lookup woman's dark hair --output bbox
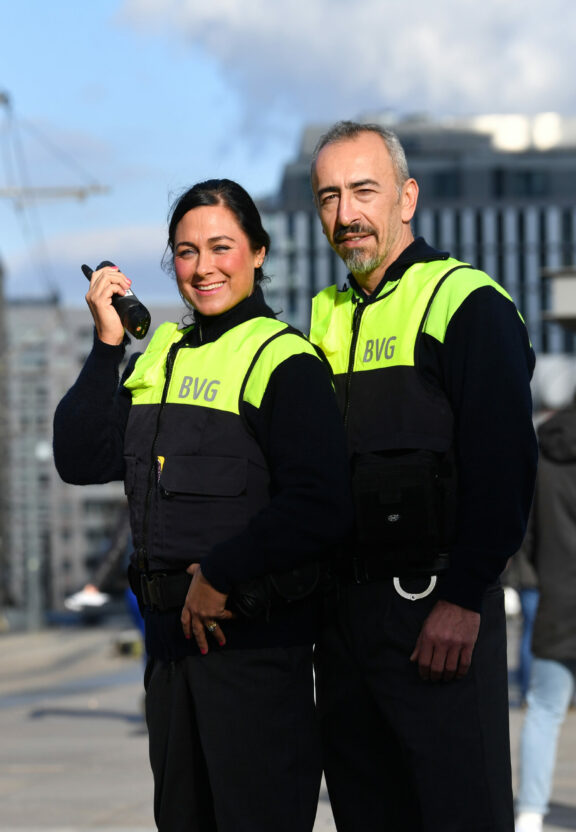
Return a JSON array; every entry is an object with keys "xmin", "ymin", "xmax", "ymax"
[{"xmin": 163, "ymin": 178, "xmax": 271, "ymax": 285}]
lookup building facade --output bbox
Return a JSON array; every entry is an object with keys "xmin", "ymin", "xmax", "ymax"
[
  {"xmin": 4, "ymin": 298, "xmax": 182, "ymax": 627},
  {"xmin": 0, "ymin": 259, "xmax": 8, "ymax": 619}
]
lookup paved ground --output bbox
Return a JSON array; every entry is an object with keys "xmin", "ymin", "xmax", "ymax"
[{"xmin": 0, "ymin": 617, "xmax": 574, "ymax": 831}]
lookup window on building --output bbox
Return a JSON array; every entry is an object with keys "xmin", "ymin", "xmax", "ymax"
[
  {"xmin": 83, "ymin": 500, "xmax": 123, "ymax": 519},
  {"xmin": 431, "ymin": 171, "xmax": 461, "ymax": 199},
  {"xmin": 492, "ymin": 169, "xmax": 549, "ymax": 199}
]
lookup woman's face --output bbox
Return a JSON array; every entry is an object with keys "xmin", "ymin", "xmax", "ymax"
[{"xmin": 173, "ymin": 204, "xmax": 265, "ymax": 317}]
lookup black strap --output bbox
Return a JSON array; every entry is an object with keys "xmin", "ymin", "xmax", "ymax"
[
  {"xmin": 237, "ymin": 323, "xmax": 317, "ymax": 433},
  {"xmin": 414, "ymin": 263, "xmax": 471, "ymax": 367},
  {"xmin": 131, "ymin": 570, "xmax": 191, "ymax": 612}
]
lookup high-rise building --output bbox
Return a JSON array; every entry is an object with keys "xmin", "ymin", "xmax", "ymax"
[
  {"xmin": 0, "ymin": 258, "xmax": 8, "ymax": 619},
  {"xmin": 5, "ymin": 298, "xmax": 181, "ymax": 627}
]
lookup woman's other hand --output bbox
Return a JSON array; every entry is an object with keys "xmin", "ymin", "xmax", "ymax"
[
  {"xmin": 85, "ymin": 264, "xmax": 131, "ymax": 345},
  {"xmin": 182, "ymin": 564, "xmax": 234, "ymax": 654}
]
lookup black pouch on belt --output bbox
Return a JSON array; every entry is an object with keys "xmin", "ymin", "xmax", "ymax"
[
  {"xmin": 351, "ymin": 449, "xmax": 458, "ymax": 567},
  {"xmin": 227, "ymin": 561, "xmax": 327, "ymax": 620}
]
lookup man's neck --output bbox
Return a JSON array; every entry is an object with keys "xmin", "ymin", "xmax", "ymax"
[
  {"xmin": 349, "ymin": 236, "xmax": 449, "ymax": 300},
  {"xmin": 354, "ymin": 234, "xmax": 415, "ymax": 295}
]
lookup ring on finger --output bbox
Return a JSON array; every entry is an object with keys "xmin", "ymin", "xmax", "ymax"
[{"xmin": 205, "ymin": 620, "xmax": 218, "ymax": 633}]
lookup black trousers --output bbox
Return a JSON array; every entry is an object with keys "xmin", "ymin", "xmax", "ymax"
[
  {"xmin": 314, "ymin": 577, "xmax": 514, "ymax": 832},
  {"xmin": 145, "ymin": 644, "xmax": 322, "ymax": 832}
]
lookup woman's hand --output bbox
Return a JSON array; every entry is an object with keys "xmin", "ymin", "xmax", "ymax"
[
  {"xmin": 181, "ymin": 564, "xmax": 235, "ymax": 654},
  {"xmin": 85, "ymin": 264, "xmax": 131, "ymax": 345}
]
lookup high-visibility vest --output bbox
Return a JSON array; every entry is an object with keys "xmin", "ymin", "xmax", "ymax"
[
  {"xmin": 310, "ymin": 259, "xmax": 518, "ymax": 560},
  {"xmin": 123, "ymin": 317, "xmax": 320, "ymax": 572}
]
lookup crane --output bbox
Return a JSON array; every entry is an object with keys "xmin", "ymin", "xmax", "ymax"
[
  {"xmin": 0, "ymin": 90, "xmax": 109, "ymax": 205},
  {"xmin": 0, "ymin": 90, "xmax": 109, "ymax": 628}
]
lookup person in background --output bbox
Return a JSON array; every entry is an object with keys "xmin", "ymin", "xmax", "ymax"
[
  {"xmin": 503, "ymin": 546, "xmax": 539, "ymax": 705},
  {"xmin": 515, "ymin": 401, "xmax": 576, "ymax": 832},
  {"xmin": 53, "ymin": 178, "xmax": 352, "ymax": 832},
  {"xmin": 64, "ymin": 508, "xmax": 133, "ymax": 617},
  {"xmin": 308, "ymin": 120, "xmax": 537, "ymax": 832}
]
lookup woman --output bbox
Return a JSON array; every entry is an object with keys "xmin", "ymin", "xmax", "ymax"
[{"xmin": 53, "ymin": 179, "xmax": 351, "ymax": 831}]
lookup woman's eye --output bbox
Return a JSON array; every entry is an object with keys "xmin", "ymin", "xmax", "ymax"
[
  {"xmin": 177, "ymin": 249, "xmax": 196, "ymax": 258},
  {"xmin": 213, "ymin": 245, "xmax": 230, "ymax": 252}
]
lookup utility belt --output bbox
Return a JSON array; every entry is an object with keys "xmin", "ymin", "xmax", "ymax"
[
  {"xmin": 128, "ymin": 561, "xmax": 329, "ymax": 619},
  {"xmin": 336, "ymin": 551, "xmax": 449, "ymax": 584}
]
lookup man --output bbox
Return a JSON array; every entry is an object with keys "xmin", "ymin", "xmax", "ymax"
[{"xmin": 309, "ymin": 121, "xmax": 538, "ymax": 832}]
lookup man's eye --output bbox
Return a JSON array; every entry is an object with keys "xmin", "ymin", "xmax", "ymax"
[{"xmin": 321, "ymin": 193, "xmax": 337, "ymax": 206}]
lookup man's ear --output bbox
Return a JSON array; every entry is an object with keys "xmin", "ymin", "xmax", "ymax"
[{"xmin": 401, "ymin": 178, "xmax": 419, "ymax": 223}]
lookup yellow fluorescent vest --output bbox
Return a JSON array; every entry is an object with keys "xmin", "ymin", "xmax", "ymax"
[
  {"xmin": 310, "ymin": 258, "xmax": 517, "ymax": 455},
  {"xmin": 125, "ymin": 317, "xmax": 318, "ymax": 412},
  {"xmin": 310, "ymin": 259, "xmax": 513, "ymax": 375}
]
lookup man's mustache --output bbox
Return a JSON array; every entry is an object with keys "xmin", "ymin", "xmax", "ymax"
[{"xmin": 333, "ymin": 224, "xmax": 375, "ymax": 244}]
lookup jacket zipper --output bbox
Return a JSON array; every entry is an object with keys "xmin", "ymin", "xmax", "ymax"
[
  {"xmin": 342, "ymin": 279, "xmax": 403, "ymax": 427},
  {"xmin": 344, "ymin": 300, "xmax": 366, "ymax": 427},
  {"xmin": 135, "ymin": 341, "xmax": 182, "ymax": 571}
]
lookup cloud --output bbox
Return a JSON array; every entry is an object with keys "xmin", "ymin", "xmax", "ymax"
[{"xmin": 119, "ymin": 0, "xmax": 575, "ymax": 126}]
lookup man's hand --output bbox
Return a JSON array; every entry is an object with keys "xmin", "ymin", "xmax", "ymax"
[
  {"xmin": 410, "ymin": 599, "xmax": 480, "ymax": 682},
  {"xmin": 181, "ymin": 564, "xmax": 234, "ymax": 654}
]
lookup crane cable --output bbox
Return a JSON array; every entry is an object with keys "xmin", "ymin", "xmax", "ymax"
[{"xmin": 0, "ymin": 94, "xmax": 58, "ymax": 293}]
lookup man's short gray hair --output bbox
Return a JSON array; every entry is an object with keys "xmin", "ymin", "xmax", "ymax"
[{"xmin": 311, "ymin": 121, "xmax": 410, "ymax": 190}]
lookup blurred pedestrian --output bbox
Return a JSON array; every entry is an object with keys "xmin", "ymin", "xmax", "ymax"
[
  {"xmin": 503, "ymin": 546, "xmax": 539, "ymax": 705},
  {"xmin": 515, "ymin": 402, "xmax": 576, "ymax": 832}
]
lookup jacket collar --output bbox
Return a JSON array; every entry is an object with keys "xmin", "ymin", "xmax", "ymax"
[{"xmin": 347, "ymin": 237, "xmax": 450, "ymax": 301}]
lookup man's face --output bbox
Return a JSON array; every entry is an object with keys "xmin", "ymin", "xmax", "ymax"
[{"xmin": 312, "ymin": 132, "xmax": 418, "ymax": 292}]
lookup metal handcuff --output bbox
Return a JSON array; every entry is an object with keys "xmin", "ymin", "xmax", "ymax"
[{"xmin": 393, "ymin": 575, "xmax": 437, "ymax": 601}]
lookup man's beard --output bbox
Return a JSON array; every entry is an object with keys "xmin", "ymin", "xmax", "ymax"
[
  {"xmin": 339, "ymin": 246, "xmax": 385, "ymax": 278},
  {"xmin": 333, "ymin": 224, "xmax": 384, "ymax": 278}
]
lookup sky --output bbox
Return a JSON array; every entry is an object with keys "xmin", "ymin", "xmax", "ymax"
[{"xmin": 1, "ymin": 0, "xmax": 575, "ymax": 306}]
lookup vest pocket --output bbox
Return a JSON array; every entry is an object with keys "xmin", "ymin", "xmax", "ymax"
[
  {"xmin": 352, "ymin": 450, "xmax": 457, "ymax": 565},
  {"xmin": 159, "ymin": 455, "xmax": 247, "ymax": 497},
  {"xmin": 157, "ymin": 455, "xmax": 249, "ymax": 562}
]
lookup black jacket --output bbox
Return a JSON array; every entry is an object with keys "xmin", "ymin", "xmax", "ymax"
[{"xmin": 522, "ymin": 406, "xmax": 576, "ymax": 661}]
